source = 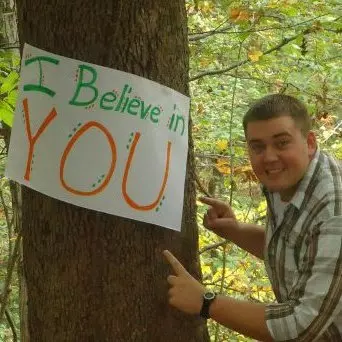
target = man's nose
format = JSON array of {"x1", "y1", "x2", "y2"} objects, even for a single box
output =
[{"x1": 263, "y1": 146, "x2": 279, "y2": 162}]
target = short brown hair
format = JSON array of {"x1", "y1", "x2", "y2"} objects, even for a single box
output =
[{"x1": 243, "y1": 94, "x2": 311, "y2": 135}]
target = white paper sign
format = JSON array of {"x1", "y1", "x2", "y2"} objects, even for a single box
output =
[{"x1": 5, "y1": 44, "x2": 190, "y2": 231}]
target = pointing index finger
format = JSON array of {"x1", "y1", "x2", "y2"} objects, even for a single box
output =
[
  {"x1": 163, "y1": 250, "x2": 188, "y2": 276},
  {"x1": 199, "y1": 196, "x2": 226, "y2": 209}
]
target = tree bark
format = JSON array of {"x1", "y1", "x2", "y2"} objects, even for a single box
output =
[
  {"x1": 15, "y1": 0, "x2": 208, "y2": 341},
  {"x1": 0, "y1": 0, "x2": 18, "y2": 47}
]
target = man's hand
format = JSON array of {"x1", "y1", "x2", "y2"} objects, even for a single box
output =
[
  {"x1": 163, "y1": 251, "x2": 272, "y2": 341},
  {"x1": 163, "y1": 250, "x2": 205, "y2": 315},
  {"x1": 200, "y1": 197, "x2": 239, "y2": 239}
]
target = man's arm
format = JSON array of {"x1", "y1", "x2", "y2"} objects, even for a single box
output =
[
  {"x1": 230, "y1": 223, "x2": 265, "y2": 259},
  {"x1": 209, "y1": 295, "x2": 273, "y2": 341},
  {"x1": 164, "y1": 216, "x2": 342, "y2": 341},
  {"x1": 163, "y1": 250, "x2": 273, "y2": 341}
]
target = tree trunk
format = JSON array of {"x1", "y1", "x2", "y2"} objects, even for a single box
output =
[
  {"x1": 0, "y1": 0, "x2": 17, "y2": 47},
  {"x1": 15, "y1": 1, "x2": 208, "y2": 341}
]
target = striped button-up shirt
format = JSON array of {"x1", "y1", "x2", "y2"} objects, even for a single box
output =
[{"x1": 263, "y1": 149, "x2": 342, "y2": 341}]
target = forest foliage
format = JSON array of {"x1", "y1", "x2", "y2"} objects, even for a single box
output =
[{"x1": 0, "y1": 0, "x2": 341, "y2": 341}]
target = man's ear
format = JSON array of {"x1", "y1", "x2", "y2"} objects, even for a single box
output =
[{"x1": 306, "y1": 131, "x2": 317, "y2": 159}]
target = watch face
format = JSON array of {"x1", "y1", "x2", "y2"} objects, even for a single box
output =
[{"x1": 204, "y1": 291, "x2": 216, "y2": 300}]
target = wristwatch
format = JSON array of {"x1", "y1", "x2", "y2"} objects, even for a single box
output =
[{"x1": 200, "y1": 290, "x2": 216, "y2": 319}]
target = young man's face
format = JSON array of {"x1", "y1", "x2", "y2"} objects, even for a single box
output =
[{"x1": 246, "y1": 116, "x2": 317, "y2": 201}]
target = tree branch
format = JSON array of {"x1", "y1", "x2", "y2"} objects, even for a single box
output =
[
  {"x1": 195, "y1": 152, "x2": 247, "y2": 160},
  {"x1": 189, "y1": 24, "x2": 233, "y2": 42},
  {"x1": 221, "y1": 72, "x2": 342, "y2": 101},
  {"x1": 0, "y1": 45, "x2": 19, "y2": 50},
  {"x1": 0, "y1": 232, "x2": 21, "y2": 324},
  {"x1": 188, "y1": 13, "x2": 329, "y2": 42},
  {"x1": 199, "y1": 240, "x2": 227, "y2": 254},
  {"x1": 195, "y1": 172, "x2": 212, "y2": 197},
  {"x1": 190, "y1": 29, "x2": 311, "y2": 82},
  {"x1": 5, "y1": 309, "x2": 18, "y2": 342},
  {"x1": 0, "y1": 185, "x2": 13, "y2": 255},
  {"x1": 0, "y1": 43, "x2": 19, "y2": 50}
]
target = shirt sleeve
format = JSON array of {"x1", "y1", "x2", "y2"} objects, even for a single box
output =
[{"x1": 265, "y1": 216, "x2": 342, "y2": 341}]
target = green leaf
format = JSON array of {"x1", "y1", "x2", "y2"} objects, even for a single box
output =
[
  {"x1": 0, "y1": 101, "x2": 14, "y2": 127},
  {"x1": 5, "y1": 90, "x2": 18, "y2": 107},
  {"x1": 0, "y1": 71, "x2": 19, "y2": 94}
]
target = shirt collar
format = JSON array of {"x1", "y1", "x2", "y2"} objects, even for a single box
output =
[{"x1": 289, "y1": 148, "x2": 320, "y2": 209}]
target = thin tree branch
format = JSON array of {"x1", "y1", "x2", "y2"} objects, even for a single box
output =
[
  {"x1": 0, "y1": 45, "x2": 19, "y2": 50},
  {"x1": 191, "y1": 58, "x2": 248, "y2": 82},
  {"x1": 195, "y1": 172, "x2": 212, "y2": 197},
  {"x1": 199, "y1": 240, "x2": 227, "y2": 254},
  {"x1": 0, "y1": 186, "x2": 13, "y2": 255},
  {"x1": 195, "y1": 153, "x2": 230, "y2": 159},
  {"x1": 190, "y1": 29, "x2": 311, "y2": 82},
  {"x1": 221, "y1": 72, "x2": 342, "y2": 101},
  {"x1": 189, "y1": 13, "x2": 330, "y2": 42},
  {"x1": 188, "y1": 17, "x2": 232, "y2": 42},
  {"x1": 325, "y1": 28, "x2": 342, "y2": 33},
  {"x1": 213, "y1": 39, "x2": 243, "y2": 341},
  {"x1": 189, "y1": 24, "x2": 233, "y2": 42},
  {"x1": 5, "y1": 309, "x2": 18, "y2": 342},
  {"x1": 0, "y1": 40, "x2": 20, "y2": 50},
  {"x1": 0, "y1": 232, "x2": 21, "y2": 324},
  {"x1": 203, "y1": 282, "x2": 263, "y2": 301},
  {"x1": 189, "y1": 24, "x2": 300, "y2": 41},
  {"x1": 195, "y1": 153, "x2": 247, "y2": 162}
]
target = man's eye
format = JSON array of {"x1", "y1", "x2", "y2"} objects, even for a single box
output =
[
  {"x1": 277, "y1": 140, "x2": 290, "y2": 148},
  {"x1": 250, "y1": 144, "x2": 264, "y2": 153}
]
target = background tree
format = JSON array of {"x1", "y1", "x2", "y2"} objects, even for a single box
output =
[{"x1": 13, "y1": 1, "x2": 209, "y2": 341}]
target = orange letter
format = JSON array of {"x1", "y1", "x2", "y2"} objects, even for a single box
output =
[
  {"x1": 122, "y1": 132, "x2": 171, "y2": 211},
  {"x1": 23, "y1": 97, "x2": 57, "y2": 181},
  {"x1": 60, "y1": 121, "x2": 116, "y2": 196}
]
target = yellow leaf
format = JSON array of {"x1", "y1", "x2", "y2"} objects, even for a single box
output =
[
  {"x1": 196, "y1": 200, "x2": 206, "y2": 207},
  {"x1": 197, "y1": 103, "x2": 205, "y2": 114},
  {"x1": 230, "y1": 8, "x2": 241, "y2": 20},
  {"x1": 199, "y1": 59, "x2": 208, "y2": 67},
  {"x1": 215, "y1": 158, "x2": 230, "y2": 175},
  {"x1": 257, "y1": 200, "x2": 267, "y2": 213},
  {"x1": 202, "y1": 265, "x2": 212, "y2": 275},
  {"x1": 216, "y1": 139, "x2": 228, "y2": 151},
  {"x1": 248, "y1": 50, "x2": 263, "y2": 62},
  {"x1": 199, "y1": 1, "x2": 213, "y2": 14},
  {"x1": 230, "y1": 8, "x2": 250, "y2": 22},
  {"x1": 216, "y1": 158, "x2": 228, "y2": 166}
]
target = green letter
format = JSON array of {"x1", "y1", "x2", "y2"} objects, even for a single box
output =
[
  {"x1": 115, "y1": 85, "x2": 131, "y2": 112},
  {"x1": 100, "y1": 92, "x2": 117, "y2": 110},
  {"x1": 24, "y1": 56, "x2": 59, "y2": 97},
  {"x1": 150, "y1": 106, "x2": 161, "y2": 123},
  {"x1": 127, "y1": 99, "x2": 140, "y2": 115},
  {"x1": 69, "y1": 64, "x2": 98, "y2": 107},
  {"x1": 174, "y1": 115, "x2": 185, "y2": 136}
]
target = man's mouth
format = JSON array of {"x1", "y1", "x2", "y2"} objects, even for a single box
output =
[{"x1": 266, "y1": 168, "x2": 284, "y2": 176}]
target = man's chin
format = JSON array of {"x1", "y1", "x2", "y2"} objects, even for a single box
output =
[
  {"x1": 263, "y1": 183, "x2": 286, "y2": 193},
  {"x1": 264, "y1": 182, "x2": 299, "y2": 201}
]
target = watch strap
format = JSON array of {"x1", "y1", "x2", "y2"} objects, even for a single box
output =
[{"x1": 200, "y1": 291, "x2": 216, "y2": 319}]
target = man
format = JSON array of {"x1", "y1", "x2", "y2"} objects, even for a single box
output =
[{"x1": 164, "y1": 94, "x2": 342, "y2": 341}]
